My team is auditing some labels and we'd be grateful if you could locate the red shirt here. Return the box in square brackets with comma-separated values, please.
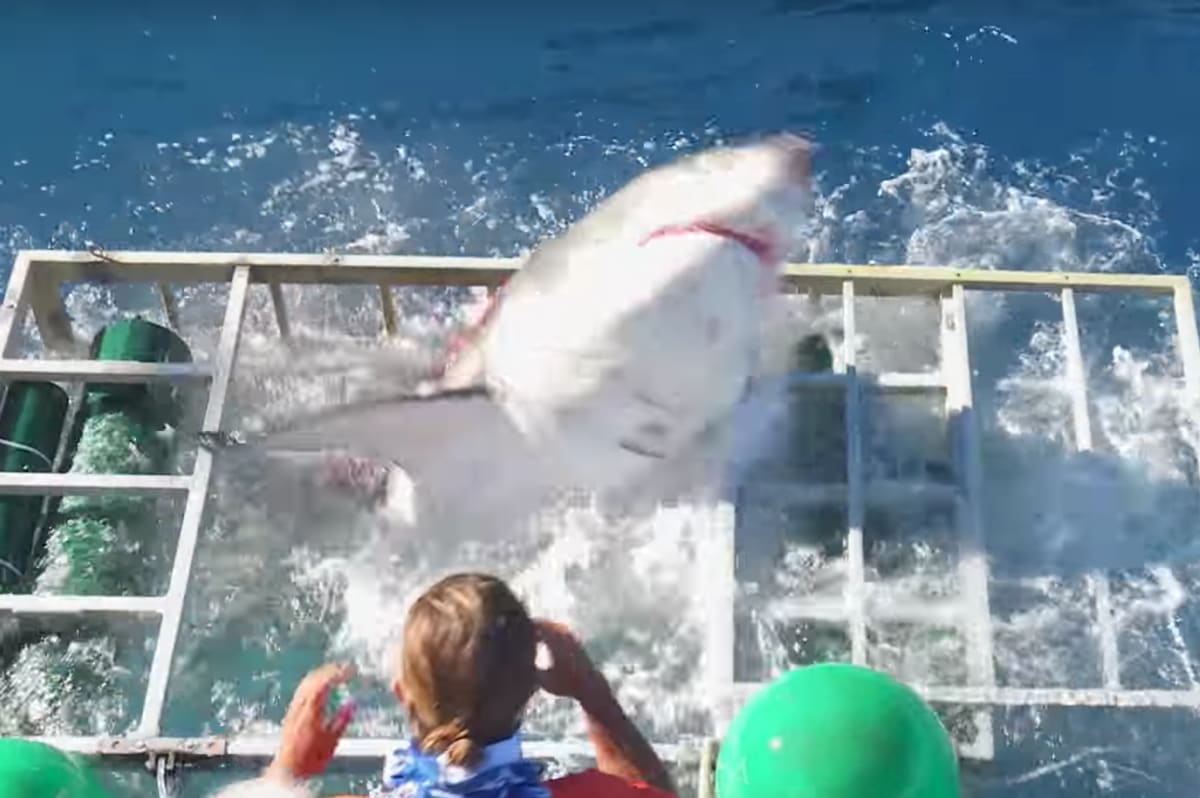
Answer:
[547, 769, 675, 798]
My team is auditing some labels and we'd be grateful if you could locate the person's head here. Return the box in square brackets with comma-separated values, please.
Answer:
[392, 572, 538, 768]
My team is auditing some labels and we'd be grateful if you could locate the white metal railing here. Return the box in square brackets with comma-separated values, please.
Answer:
[0, 249, 1195, 786]
[20, 733, 688, 763]
[842, 281, 869, 666]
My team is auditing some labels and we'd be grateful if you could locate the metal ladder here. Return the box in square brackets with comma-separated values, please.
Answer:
[702, 280, 998, 759]
[700, 268, 1200, 775]
[0, 250, 1195, 785]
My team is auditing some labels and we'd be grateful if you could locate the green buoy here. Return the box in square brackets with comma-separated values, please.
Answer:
[715, 664, 961, 798]
[36, 318, 192, 595]
[0, 381, 69, 589]
[82, 316, 192, 423]
[0, 738, 113, 798]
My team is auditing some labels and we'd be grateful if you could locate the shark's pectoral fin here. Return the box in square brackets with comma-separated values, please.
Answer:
[207, 387, 558, 535]
[254, 387, 514, 466]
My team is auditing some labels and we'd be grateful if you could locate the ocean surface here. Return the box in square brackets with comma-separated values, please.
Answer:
[2, 1, 1200, 796]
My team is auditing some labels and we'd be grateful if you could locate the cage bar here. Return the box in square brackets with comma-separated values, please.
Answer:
[0, 359, 212, 382]
[698, 502, 738, 740]
[156, 284, 180, 331]
[1060, 287, 1122, 689]
[267, 282, 291, 339]
[941, 285, 997, 759]
[137, 266, 251, 737]
[786, 371, 945, 392]
[842, 280, 868, 665]
[1173, 281, 1200, 404]
[0, 251, 1192, 784]
[745, 478, 957, 507]
[728, 681, 1200, 709]
[0, 594, 164, 616]
[24, 734, 687, 763]
[0, 472, 192, 495]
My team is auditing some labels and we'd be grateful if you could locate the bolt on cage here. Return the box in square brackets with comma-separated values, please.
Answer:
[0, 250, 1196, 794]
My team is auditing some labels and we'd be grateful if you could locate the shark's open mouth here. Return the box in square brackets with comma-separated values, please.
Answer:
[639, 222, 779, 264]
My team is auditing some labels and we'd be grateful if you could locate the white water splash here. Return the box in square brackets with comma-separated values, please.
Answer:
[2, 117, 1198, 797]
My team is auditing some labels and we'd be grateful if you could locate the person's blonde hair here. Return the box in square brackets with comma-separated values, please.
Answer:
[400, 572, 538, 768]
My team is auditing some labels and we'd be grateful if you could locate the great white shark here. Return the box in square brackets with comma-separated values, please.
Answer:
[215, 134, 815, 537]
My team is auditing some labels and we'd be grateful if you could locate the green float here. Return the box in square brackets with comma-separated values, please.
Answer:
[0, 738, 113, 798]
[715, 664, 960, 798]
[36, 318, 192, 595]
[0, 381, 70, 590]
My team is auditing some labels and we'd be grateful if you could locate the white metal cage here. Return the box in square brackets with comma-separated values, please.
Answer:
[0, 250, 1197, 792]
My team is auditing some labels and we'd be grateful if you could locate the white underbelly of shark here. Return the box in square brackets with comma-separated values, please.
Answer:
[485, 232, 767, 491]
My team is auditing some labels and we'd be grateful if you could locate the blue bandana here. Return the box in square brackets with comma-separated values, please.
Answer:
[372, 735, 551, 798]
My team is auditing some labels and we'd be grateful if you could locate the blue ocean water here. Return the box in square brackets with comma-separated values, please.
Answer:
[1, 0, 1197, 271]
[3, 1, 1200, 796]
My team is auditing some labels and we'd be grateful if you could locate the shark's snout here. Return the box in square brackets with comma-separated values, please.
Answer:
[770, 133, 813, 184]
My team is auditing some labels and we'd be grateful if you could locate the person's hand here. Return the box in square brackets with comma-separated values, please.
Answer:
[264, 663, 356, 783]
[535, 621, 674, 794]
[533, 619, 607, 703]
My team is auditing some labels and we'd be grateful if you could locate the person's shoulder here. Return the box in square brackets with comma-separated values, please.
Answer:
[546, 769, 675, 798]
